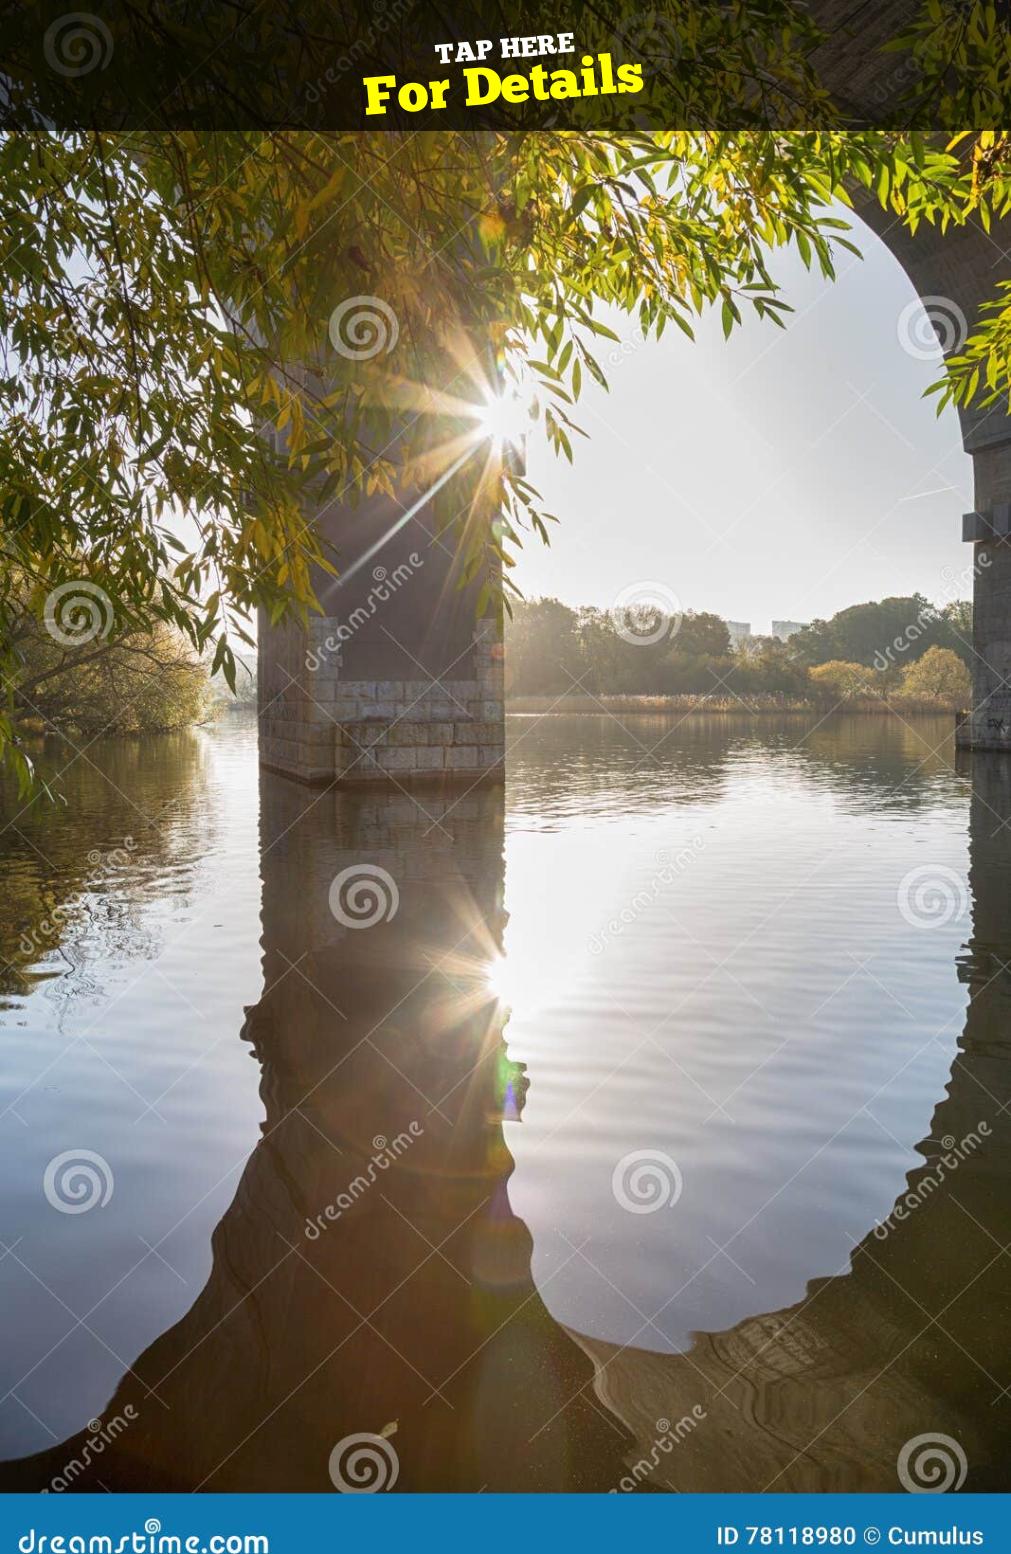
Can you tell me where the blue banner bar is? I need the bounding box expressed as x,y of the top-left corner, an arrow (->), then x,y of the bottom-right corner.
1,1494 -> 1008,1552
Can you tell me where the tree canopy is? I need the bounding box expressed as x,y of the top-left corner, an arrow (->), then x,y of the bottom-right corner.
3,127 -> 1011,786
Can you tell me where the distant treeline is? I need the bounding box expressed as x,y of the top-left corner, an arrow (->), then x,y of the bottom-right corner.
505,595 -> 974,709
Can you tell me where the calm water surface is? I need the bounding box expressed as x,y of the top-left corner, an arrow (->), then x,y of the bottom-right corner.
0,710 -> 1008,1491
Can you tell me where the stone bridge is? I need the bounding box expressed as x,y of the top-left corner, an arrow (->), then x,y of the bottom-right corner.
258,24 -> 1011,781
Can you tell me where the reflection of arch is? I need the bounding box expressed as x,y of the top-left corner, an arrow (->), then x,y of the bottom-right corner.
5,724 -> 1010,1491
0,775 -> 625,1492
4,750 -> 1010,1491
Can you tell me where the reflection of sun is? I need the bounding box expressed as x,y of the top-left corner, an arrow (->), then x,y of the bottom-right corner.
483,952 -> 515,1008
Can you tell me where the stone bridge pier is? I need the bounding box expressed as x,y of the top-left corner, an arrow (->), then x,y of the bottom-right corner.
258,454 -> 505,787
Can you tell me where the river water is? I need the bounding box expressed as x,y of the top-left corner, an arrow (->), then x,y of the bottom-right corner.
0,710 -> 1008,1491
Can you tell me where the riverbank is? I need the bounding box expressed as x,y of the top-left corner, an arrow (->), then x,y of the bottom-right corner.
506,692 -> 962,717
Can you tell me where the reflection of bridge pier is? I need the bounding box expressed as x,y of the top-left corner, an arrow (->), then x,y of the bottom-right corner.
6,745 -> 1011,1491
0,773 -> 622,1491
566,753 -> 1011,1492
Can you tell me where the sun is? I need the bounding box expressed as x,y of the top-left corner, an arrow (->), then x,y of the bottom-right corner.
473,389 -> 529,450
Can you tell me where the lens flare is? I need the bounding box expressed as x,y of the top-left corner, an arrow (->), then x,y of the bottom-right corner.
473,390 -> 528,450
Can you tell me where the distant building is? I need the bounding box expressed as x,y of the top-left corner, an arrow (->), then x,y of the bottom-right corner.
771,620 -> 807,642
726,621 -> 752,651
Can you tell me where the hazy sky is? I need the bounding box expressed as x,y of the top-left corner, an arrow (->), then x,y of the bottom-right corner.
515,213 -> 973,635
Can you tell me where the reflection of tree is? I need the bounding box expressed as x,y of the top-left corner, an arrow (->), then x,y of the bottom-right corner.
0,730 -> 215,1006
506,713 -> 964,822
791,713 -> 965,814
506,713 -> 733,815
0,775 -> 625,1491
